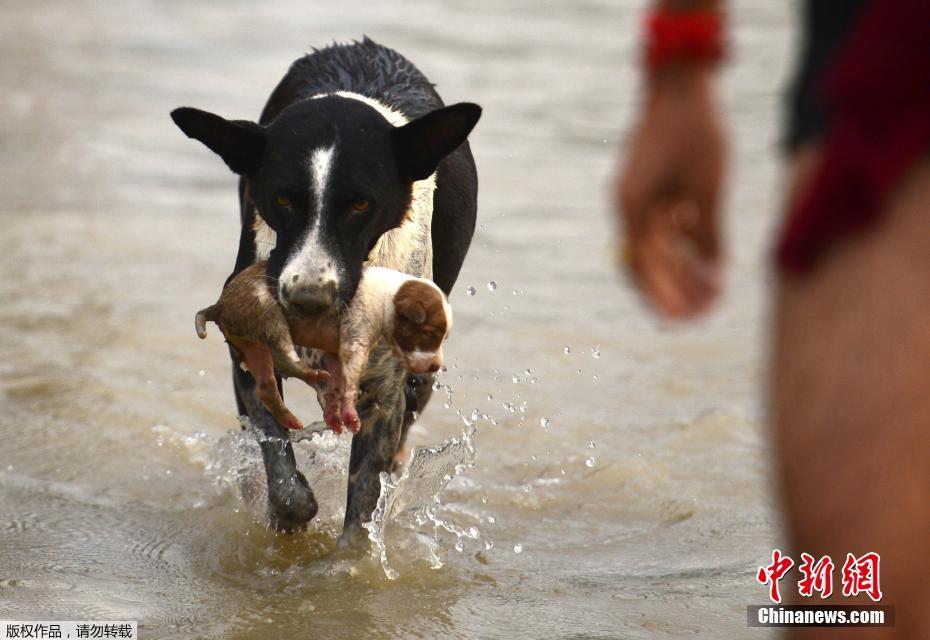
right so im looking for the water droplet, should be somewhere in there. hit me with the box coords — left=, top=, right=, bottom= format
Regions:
left=488, top=515, right=496, bottom=524
left=511, top=290, right=518, bottom=296
left=522, top=484, right=531, bottom=493
left=455, top=541, right=464, bottom=552
left=540, top=417, right=550, bottom=428
left=588, top=441, right=597, bottom=448
left=485, top=540, right=494, bottom=550
left=513, top=543, right=523, bottom=554
left=487, top=280, right=498, bottom=291
left=481, top=496, right=488, bottom=504
left=512, top=375, right=519, bottom=384
left=432, top=380, right=442, bottom=391
left=487, top=393, right=494, bottom=401
left=585, top=457, right=597, bottom=467
left=467, top=526, right=479, bottom=538
left=591, top=347, right=601, bottom=359
left=524, top=368, right=532, bottom=376
left=563, top=345, right=571, bottom=354
left=198, top=370, right=205, bottom=377
left=466, top=286, right=476, bottom=296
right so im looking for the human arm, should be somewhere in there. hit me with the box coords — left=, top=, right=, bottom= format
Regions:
left=615, top=0, right=727, bottom=319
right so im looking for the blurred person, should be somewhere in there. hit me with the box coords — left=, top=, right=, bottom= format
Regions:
left=616, top=0, right=930, bottom=637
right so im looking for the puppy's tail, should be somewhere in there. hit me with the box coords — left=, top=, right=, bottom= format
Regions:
left=194, top=305, right=219, bottom=339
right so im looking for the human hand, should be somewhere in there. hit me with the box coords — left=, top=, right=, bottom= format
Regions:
left=616, top=66, right=726, bottom=319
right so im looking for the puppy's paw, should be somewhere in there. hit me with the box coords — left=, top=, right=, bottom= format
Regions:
left=341, top=406, right=361, bottom=433
left=280, top=413, right=304, bottom=431
left=307, top=368, right=331, bottom=383
left=324, top=409, right=344, bottom=435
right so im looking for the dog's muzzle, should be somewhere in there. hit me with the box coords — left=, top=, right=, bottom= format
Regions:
left=282, top=279, right=337, bottom=316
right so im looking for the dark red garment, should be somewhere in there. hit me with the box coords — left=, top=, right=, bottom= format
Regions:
left=776, top=0, right=930, bottom=274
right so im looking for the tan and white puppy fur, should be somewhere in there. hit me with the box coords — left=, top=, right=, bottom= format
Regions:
left=331, top=265, right=452, bottom=432
left=195, top=262, right=451, bottom=434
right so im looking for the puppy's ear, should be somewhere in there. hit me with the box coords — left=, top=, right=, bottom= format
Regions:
left=393, top=103, right=481, bottom=181
left=396, top=295, right=427, bottom=325
left=170, top=107, right=264, bottom=175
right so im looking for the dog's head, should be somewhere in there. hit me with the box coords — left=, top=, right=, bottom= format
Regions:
left=390, top=279, right=452, bottom=374
left=171, top=94, right=480, bottom=318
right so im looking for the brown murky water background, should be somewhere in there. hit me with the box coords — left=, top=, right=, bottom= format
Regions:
left=0, top=1, right=794, bottom=637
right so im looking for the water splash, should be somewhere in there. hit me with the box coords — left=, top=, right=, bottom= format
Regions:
left=364, top=425, right=477, bottom=580
left=207, top=419, right=351, bottom=534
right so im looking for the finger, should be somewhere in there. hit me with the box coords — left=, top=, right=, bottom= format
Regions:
left=634, top=202, right=722, bottom=319
left=635, top=231, right=694, bottom=318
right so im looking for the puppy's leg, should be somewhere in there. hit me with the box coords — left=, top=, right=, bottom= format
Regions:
left=322, top=355, right=345, bottom=433
left=341, top=343, right=406, bottom=544
left=338, top=340, right=371, bottom=434
left=231, top=346, right=318, bottom=532
left=240, top=341, right=304, bottom=431
left=271, top=342, right=331, bottom=387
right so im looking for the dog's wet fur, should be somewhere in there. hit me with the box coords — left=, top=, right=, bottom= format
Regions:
left=171, top=38, right=479, bottom=535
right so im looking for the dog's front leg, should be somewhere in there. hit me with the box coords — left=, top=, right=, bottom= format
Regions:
left=340, top=343, right=406, bottom=544
left=231, top=349, right=318, bottom=531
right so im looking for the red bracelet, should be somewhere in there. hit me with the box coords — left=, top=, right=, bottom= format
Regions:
left=645, top=10, right=725, bottom=72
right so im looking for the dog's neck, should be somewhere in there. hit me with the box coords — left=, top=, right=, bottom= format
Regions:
left=251, top=90, right=435, bottom=280
left=367, top=173, right=435, bottom=280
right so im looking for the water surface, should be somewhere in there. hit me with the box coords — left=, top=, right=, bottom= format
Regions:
left=0, top=1, right=793, bottom=637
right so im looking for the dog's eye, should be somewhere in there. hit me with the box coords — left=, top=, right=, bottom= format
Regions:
left=276, top=195, right=291, bottom=207
left=351, top=199, right=370, bottom=213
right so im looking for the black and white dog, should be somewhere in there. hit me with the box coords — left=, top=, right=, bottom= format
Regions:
left=171, top=38, right=480, bottom=536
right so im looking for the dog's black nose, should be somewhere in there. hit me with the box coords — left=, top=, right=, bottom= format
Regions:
left=287, top=281, right=337, bottom=316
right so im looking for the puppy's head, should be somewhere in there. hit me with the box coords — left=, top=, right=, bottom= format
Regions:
left=170, top=96, right=480, bottom=319
left=391, top=279, right=452, bottom=374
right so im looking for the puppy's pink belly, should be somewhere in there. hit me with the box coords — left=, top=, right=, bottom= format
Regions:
left=288, top=318, right=339, bottom=353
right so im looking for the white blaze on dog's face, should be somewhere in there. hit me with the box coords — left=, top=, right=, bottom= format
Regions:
left=277, top=145, right=339, bottom=305
left=169, top=97, right=481, bottom=320
left=390, top=280, right=451, bottom=374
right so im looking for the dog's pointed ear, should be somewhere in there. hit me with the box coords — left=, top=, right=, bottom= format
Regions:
left=393, top=103, right=481, bottom=181
left=170, top=107, right=265, bottom=175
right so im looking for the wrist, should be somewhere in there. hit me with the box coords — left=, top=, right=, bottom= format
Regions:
left=646, top=64, right=715, bottom=100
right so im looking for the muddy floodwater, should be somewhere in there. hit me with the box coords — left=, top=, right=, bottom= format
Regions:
left=0, top=1, right=794, bottom=638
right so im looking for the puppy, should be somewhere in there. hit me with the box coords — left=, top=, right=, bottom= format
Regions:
left=194, top=262, right=331, bottom=432
left=195, top=262, right=451, bottom=433
left=330, top=265, right=452, bottom=432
